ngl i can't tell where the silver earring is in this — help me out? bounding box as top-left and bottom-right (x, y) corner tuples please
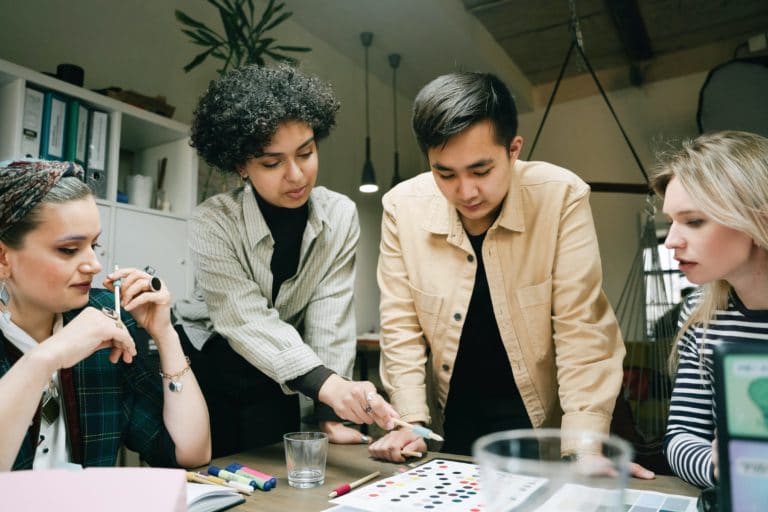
(0, 281), (8, 306)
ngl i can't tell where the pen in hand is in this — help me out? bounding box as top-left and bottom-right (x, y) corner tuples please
(391, 418), (444, 442)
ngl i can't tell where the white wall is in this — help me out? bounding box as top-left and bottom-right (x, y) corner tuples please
(0, 0), (710, 329)
(0, 0), (423, 333)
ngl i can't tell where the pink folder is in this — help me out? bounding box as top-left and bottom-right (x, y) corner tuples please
(0, 467), (186, 511)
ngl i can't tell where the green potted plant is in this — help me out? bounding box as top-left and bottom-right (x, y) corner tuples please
(176, 0), (311, 75)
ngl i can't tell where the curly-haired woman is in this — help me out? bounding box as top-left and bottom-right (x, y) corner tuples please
(174, 65), (398, 457)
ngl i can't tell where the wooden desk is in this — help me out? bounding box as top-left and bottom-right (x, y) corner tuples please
(206, 443), (700, 511)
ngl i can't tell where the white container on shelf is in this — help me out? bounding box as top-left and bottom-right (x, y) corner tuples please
(128, 174), (153, 208)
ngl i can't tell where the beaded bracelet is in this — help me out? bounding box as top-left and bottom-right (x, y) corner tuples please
(159, 356), (191, 392)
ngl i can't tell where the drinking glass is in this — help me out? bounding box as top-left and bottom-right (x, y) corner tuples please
(283, 432), (328, 489)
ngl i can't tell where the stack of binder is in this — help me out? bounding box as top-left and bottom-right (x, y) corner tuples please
(21, 85), (109, 198)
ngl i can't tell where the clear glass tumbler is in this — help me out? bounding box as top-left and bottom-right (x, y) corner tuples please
(283, 431), (329, 489)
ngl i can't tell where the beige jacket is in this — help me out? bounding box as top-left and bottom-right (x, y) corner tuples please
(377, 161), (624, 436)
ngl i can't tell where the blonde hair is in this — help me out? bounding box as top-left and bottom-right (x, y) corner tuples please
(651, 131), (768, 371)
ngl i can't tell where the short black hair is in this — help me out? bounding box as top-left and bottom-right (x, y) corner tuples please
(191, 65), (340, 174)
(411, 72), (518, 154)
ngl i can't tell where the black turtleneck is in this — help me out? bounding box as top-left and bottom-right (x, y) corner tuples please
(254, 192), (309, 302)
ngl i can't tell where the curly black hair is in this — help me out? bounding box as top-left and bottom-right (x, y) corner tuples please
(190, 65), (340, 174)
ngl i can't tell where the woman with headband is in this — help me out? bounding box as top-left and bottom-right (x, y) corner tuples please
(0, 160), (210, 471)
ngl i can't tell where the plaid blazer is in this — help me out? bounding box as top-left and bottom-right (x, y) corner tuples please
(2, 289), (177, 470)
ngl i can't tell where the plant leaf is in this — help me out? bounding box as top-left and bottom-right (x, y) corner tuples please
(273, 45), (311, 53)
(252, 0), (279, 35)
(175, 10), (209, 31)
(183, 47), (217, 73)
(262, 10), (292, 32)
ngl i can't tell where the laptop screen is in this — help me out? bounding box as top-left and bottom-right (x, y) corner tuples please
(714, 342), (768, 512)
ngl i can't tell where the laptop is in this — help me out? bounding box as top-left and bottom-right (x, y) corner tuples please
(713, 341), (768, 512)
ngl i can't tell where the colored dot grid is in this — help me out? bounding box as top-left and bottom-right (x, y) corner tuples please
(332, 459), (546, 512)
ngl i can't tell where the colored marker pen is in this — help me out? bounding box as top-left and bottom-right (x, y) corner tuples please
(226, 463), (277, 490)
(208, 466), (257, 489)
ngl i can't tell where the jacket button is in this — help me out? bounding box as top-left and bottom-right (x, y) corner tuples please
(467, 254), (474, 262)
(453, 312), (462, 321)
(441, 364), (450, 371)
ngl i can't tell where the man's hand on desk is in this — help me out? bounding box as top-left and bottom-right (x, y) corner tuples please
(630, 462), (655, 480)
(320, 420), (372, 444)
(318, 374), (399, 430)
(368, 428), (428, 463)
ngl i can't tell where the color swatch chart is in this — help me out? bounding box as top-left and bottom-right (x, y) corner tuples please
(534, 484), (697, 512)
(331, 459), (546, 512)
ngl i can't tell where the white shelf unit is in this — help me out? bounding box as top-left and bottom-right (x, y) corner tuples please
(0, 57), (197, 299)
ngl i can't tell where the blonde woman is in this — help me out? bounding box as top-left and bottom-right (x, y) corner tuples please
(0, 160), (210, 471)
(653, 131), (768, 488)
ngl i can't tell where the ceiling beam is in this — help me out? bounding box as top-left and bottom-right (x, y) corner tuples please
(605, 0), (653, 60)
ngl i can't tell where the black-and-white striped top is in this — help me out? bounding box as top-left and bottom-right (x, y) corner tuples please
(664, 290), (768, 488)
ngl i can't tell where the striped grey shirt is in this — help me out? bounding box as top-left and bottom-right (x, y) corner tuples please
(174, 183), (358, 384)
(664, 290), (768, 488)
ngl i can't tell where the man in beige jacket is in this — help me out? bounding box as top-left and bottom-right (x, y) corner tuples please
(369, 72), (651, 479)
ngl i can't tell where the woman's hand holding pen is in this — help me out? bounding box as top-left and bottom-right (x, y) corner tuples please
(104, 267), (173, 344)
(318, 374), (399, 430)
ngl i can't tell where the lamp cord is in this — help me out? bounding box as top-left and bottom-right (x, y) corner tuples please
(365, 45), (370, 138)
(392, 66), (398, 150)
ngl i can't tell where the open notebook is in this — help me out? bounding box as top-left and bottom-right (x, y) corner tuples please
(187, 482), (245, 512)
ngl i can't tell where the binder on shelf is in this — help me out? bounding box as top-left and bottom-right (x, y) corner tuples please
(85, 109), (109, 198)
(64, 99), (89, 167)
(40, 90), (68, 161)
(21, 87), (44, 158)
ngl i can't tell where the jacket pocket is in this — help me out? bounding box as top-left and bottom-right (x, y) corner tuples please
(409, 284), (443, 342)
(515, 278), (553, 361)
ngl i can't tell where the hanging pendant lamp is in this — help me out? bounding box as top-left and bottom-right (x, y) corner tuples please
(359, 32), (378, 193)
(389, 53), (402, 190)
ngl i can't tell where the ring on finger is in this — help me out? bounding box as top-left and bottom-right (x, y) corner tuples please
(101, 307), (122, 328)
(364, 404), (373, 414)
(149, 276), (162, 291)
(360, 434), (370, 444)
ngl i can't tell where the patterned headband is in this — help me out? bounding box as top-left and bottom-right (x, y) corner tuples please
(0, 160), (86, 239)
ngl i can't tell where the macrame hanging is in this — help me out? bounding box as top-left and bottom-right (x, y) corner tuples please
(528, 0), (674, 473)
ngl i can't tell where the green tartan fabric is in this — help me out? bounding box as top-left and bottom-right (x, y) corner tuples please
(2, 289), (177, 470)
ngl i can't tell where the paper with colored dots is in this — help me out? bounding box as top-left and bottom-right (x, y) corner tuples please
(330, 459), (546, 511)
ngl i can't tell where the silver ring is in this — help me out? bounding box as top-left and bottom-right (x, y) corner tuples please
(364, 404), (373, 414)
(360, 434), (370, 444)
(149, 276), (162, 291)
(101, 307), (118, 320)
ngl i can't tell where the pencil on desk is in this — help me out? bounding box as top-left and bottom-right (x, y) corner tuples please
(328, 470), (381, 498)
(401, 449), (423, 458)
(186, 471), (254, 495)
(391, 418), (444, 442)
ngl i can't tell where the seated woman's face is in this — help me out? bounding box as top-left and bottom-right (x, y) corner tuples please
(239, 121), (318, 208)
(3, 197), (102, 315)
